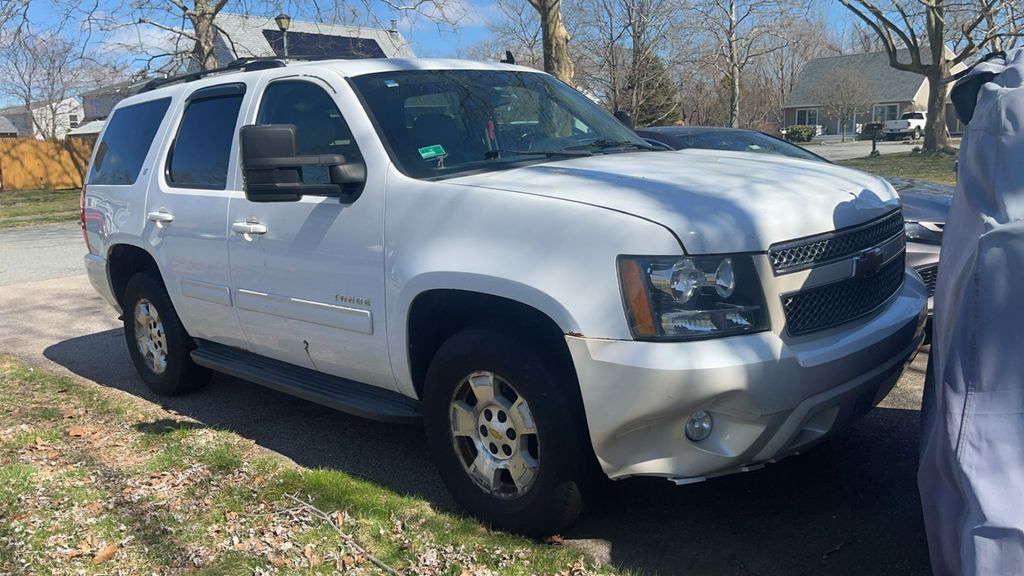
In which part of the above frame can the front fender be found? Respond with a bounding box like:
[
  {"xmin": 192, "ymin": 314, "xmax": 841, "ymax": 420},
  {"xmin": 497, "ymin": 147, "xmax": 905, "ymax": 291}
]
[{"xmin": 383, "ymin": 167, "xmax": 682, "ymax": 396}]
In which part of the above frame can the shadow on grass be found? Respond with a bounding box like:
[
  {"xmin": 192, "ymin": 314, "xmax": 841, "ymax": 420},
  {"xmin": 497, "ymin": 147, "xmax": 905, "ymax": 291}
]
[{"xmin": 44, "ymin": 329, "xmax": 932, "ymax": 576}]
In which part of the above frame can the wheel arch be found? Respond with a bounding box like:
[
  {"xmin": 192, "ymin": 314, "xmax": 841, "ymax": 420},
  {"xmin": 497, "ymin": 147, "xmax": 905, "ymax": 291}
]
[
  {"xmin": 106, "ymin": 243, "xmax": 162, "ymax": 306},
  {"xmin": 404, "ymin": 287, "xmax": 580, "ymax": 402}
]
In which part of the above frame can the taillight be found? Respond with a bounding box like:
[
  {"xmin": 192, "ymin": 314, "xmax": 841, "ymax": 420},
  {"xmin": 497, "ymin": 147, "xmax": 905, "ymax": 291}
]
[{"xmin": 80, "ymin": 184, "xmax": 92, "ymax": 252}]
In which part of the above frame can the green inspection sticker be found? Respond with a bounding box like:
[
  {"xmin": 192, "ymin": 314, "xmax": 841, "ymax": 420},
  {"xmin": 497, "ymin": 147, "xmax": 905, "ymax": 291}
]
[{"xmin": 418, "ymin": 144, "xmax": 447, "ymax": 160}]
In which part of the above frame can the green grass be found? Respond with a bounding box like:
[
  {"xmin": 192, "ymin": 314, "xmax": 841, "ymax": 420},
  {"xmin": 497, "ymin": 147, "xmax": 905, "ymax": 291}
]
[
  {"xmin": 0, "ymin": 188, "xmax": 80, "ymax": 229},
  {"xmin": 0, "ymin": 355, "xmax": 621, "ymax": 575},
  {"xmin": 839, "ymin": 150, "xmax": 958, "ymax": 185}
]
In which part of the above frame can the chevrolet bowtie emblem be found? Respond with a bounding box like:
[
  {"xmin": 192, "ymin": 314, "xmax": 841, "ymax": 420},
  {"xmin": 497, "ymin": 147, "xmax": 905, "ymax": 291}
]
[{"xmin": 854, "ymin": 246, "xmax": 884, "ymax": 279}]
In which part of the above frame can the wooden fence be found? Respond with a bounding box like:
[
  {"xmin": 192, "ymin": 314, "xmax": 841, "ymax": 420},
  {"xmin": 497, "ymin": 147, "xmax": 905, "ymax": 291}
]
[{"xmin": 0, "ymin": 137, "xmax": 96, "ymax": 191}]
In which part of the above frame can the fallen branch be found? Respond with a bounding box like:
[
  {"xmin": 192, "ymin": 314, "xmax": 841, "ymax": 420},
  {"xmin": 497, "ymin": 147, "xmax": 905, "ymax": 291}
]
[{"xmin": 283, "ymin": 493, "xmax": 400, "ymax": 576}]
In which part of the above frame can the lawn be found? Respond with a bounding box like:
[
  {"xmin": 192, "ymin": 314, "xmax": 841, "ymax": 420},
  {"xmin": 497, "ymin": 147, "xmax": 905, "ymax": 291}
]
[
  {"xmin": 0, "ymin": 188, "xmax": 80, "ymax": 229},
  {"xmin": 838, "ymin": 151, "xmax": 958, "ymax": 185},
  {"xmin": 0, "ymin": 355, "xmax": 619, "ymax": 575}
]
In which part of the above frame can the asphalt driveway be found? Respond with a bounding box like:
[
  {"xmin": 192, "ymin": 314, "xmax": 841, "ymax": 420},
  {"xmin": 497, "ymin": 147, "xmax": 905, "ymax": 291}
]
[
  {"xmin": 0, "ymin": 225, "xmax": 932, "ymax": 575},
  {"xmin": 805, "ymin": 140, "xmax": 920, "ymax": 162}
]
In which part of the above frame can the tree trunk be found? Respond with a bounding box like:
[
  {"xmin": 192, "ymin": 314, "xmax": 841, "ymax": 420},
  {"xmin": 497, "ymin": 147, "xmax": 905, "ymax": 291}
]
[
  {"xmin": 729, "ymin": 60, "xmax": 740, "ymax": 128},
  {"xmin": 532, "ymin": 0, "xmax": 574, "ymax": 83},
  {"xmin": 190, "ymin": 1, "xmax": 219, "ymax": 71},
  {"xmin": 922, "ymin": 64, "xmax": 951, "ymax": 152},
  {"xmin": 727, "ymin": 0, "xmax": 739, "ymax": 128}
]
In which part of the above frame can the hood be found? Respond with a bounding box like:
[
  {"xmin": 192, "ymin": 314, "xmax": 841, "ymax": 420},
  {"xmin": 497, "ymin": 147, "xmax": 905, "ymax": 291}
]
[
  {"xmin": 450, "ymin": 149, "xmax": 900, "ymax": 253},
  {"xmin": 886, "ymin": 177, "xmax": 953, "ymax": 223}
]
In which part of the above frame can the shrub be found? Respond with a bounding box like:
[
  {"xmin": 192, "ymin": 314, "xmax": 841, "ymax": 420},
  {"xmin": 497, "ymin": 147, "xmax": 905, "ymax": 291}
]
[{"xmin": 785, "ymin": 125, "xmax": 815, "ymax": 143}]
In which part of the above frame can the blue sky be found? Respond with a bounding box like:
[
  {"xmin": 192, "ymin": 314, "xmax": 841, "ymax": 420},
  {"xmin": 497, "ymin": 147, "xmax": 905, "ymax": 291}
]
[{"xmin": 18, "ymin": 0, "xmax": 857, "ymax": 61}]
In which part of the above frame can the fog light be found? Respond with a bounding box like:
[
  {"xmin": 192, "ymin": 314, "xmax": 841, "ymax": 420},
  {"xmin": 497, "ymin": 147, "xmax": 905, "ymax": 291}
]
[{"xmin": 685, "ymin": 411, "xmax": 713, "ymax": 441}]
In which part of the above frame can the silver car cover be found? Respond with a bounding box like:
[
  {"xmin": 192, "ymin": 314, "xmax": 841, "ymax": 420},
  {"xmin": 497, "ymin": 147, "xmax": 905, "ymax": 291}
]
[{"xmin": 919, "ymin": 48, "xmax": 1024, "ymax": 575}]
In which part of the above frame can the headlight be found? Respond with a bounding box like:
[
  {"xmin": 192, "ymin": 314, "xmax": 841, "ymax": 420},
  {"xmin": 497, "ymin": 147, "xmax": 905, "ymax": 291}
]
[
  {"xmin": 904, "ymin": 222, "xmax": 943, "ymax": 245},
  {"xmin": 618, "ymin": 255, "xmax": 769, "ymax": 340}
]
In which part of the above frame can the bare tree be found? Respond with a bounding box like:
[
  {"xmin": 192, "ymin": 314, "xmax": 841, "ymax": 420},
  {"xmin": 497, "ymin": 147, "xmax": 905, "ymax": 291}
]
[
  {"xmin": 815, "ymin": 67, "xmax": 875, "ymax": 141},
  {"xmin": 0, "ymin": 28, "xmax": 122, "ymax": 138},
  {"xmin": 526, "ymin": 0, "xmax": 574, "ymax": 81},
  {"xmin": 838, "ymin": 0, "xmax": 1024, "ymax": 152},
  {"xmin": 120, "ymin": 0, "xmax": 469, "ymax": 72},
  {"xmin": 686, "ymin": 0, "xmax": 806, "ymax": 128},
  {"xmin": 468, "ymin": 0, "xmax": 543, "ymax": 68}
]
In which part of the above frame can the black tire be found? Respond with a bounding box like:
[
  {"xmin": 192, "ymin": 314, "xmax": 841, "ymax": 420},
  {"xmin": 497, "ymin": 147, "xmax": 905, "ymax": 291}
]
[
  {"xmin": 122, "ymin": 272, "xmax": 210, "ymax": 396},
  {"xmin": 913, "ymin": 127, "xmax": 922, "ymax": 140},
  {"xmin": 423, "ymin": 327, "xmax": 590, "ymax": 536}
]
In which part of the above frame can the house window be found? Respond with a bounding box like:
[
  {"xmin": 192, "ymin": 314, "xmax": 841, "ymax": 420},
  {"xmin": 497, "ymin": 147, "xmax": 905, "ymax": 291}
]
[
  {"xmin": 796, "ymin": 108, "xmax": 818, "ymax": 126},
  {"xmin": 69, "ymin": 114, "xmax": 79, "ymax": 128},
  {"xmin": 873, "ymin": 104, "xmax": 900, "ymax": 122}
]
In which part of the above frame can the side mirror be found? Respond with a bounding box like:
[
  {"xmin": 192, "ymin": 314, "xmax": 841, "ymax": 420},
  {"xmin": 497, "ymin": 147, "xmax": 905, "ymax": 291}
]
[
  {"xmin": 613, "ymin": 110, "xmax": 634, "ymax": 129},
  {"xmin": 239, "ymin": 124, "xmax": 366, "ymax": 203}
]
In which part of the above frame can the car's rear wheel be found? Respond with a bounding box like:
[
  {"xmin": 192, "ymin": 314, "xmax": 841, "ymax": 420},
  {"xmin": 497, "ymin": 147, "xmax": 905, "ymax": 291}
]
[
  {"xmin": 122, "ymin": 273, "xmax": 210, "ymax": 396},
  {"xmin": 423, "ymin": 327, "xmax": 589, "ymax": 536}
]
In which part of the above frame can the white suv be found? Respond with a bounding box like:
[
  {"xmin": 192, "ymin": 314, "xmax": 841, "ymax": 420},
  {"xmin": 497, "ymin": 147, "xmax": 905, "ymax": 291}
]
[{"xmin": 82, "ymin": 58, "xmax": 927, "ymax": 535}]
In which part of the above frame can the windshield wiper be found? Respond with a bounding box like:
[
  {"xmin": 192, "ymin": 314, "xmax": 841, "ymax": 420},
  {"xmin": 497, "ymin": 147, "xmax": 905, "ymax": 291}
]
[
  {"xmin": 483, "ymin": 148, "xmax": 594, "ymax": 160},
  {"xmin": 560, "ymin": 139, "xmax": 659, "ymax": 152}
]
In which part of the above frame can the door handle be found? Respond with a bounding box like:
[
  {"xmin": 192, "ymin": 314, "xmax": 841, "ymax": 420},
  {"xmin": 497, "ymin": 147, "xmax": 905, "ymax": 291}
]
[
  {"xmin": 231, "ymin": 221, "xmax": 268, "ymax": 236},
  {"xmin": 147, "ymin": 210, "xmax": 174, "ymax": 224}
]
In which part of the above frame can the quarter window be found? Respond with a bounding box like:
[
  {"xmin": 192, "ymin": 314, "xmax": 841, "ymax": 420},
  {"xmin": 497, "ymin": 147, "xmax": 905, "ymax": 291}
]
[
  {"xmin": 256, "ymin": 81, "xmax": 362, "ymax": 184},
  {"xmin": 167, "ymin": 90, "xmax": 244, "ymax": 189},
  {"xmin": 88, "ymin": 98, "xmax": 170, "ymax": 186}
]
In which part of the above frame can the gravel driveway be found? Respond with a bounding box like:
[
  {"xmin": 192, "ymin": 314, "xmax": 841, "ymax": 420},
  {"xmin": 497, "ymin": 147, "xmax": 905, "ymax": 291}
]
[{"xmin": 0, "ymin": 225, "xmax": 932, "ymax": 575}]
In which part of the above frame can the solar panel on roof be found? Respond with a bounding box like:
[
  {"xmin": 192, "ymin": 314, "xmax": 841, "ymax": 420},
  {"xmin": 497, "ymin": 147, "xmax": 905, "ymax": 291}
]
[{"xmin": 261, "ymin": 30, "xmax": 386, "ymax": 59}]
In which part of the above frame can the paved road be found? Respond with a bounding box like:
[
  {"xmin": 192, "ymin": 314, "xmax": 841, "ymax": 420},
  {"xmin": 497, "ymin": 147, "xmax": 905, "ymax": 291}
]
[
  {"xmin": 0, "ymin": 226, "xmax": 932, "ymax": 575},
  {"xmin": 0, "ymin": 223, "xmax": 84, "ymax": 286},
  {"xmin": 804, "ymin": 140, "xmax": 921, "ymax": 162}
]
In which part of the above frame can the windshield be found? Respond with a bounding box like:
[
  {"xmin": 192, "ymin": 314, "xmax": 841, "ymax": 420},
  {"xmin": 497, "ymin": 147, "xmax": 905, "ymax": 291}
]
[
  {"xmin": 901, "ymin": 112, "xmax": 924, "ymax": 120},
  {"xmin": 674, "ymin": 131, "xmax": 825, "ymax": 162},
  {"xmin": 349, "ymin": 69, "xmax": 651, "ymax": 179}
]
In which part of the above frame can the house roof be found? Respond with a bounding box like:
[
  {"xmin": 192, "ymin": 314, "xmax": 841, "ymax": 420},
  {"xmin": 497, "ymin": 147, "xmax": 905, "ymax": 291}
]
[
  {"xmin": 0, "ymin": 97, "xmax": 80, "ymax": 115},
  {"xmin": 68, "ymin": 119, "xmax": 104, "ymax": 135},
  {"xmin": 80, "ymin": 78, "xmax": 151, "ymax": 98},
  {"xmin": 211, "ymin": 12, "xmax": 415, "ymax": 65},
  {"xmin": 0, "ymin": 116, "xmax": 16, "ymax": 134},
  {"xmin": 785, "ymin": 47, "xmax": 952, "ymax": 108}
]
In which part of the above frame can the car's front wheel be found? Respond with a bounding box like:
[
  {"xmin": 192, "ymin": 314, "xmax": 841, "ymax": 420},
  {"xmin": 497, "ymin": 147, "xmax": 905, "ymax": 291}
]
[{"xmin": 423, "ymin": 328, "xmax": 590, "ymax": 536}]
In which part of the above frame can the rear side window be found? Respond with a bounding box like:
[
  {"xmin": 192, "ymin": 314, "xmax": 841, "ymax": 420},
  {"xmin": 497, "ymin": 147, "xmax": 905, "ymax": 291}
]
[
  {"xmin": 88, "ymin": 98, "xmax": 170, "ymax": 185},
  {"xmin": 167, "ymin": 90, "xmax": 244, "ymax": 189}
]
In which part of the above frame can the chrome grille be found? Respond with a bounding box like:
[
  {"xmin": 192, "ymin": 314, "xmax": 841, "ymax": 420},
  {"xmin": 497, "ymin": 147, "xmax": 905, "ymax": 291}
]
[
  {"xmin": 783, "ymin": 252, "xmax": 906, "ymax": 336},
  {"xmin": 769, "ymin": 211, "xmax": 904, "ymax": 274},
  {"xmin": 916, "ymin": 264, "xmax": 938, "ymax": 298}
]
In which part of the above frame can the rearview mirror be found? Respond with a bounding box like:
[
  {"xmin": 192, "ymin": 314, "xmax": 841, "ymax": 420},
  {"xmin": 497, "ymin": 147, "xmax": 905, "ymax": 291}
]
[
  {"xmin": 239, "ymin": 124, "xmax": 365, "ymax": 203},
  {"xmin": 613, "ymin": 110, "xmax": 635, "ymax": 129}
]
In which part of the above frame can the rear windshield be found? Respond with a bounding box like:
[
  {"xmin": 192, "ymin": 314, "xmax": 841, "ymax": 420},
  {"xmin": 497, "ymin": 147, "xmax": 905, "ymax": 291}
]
[
  {"xmin": 88, "ymin": 98, "xmax": 171, "ymax": 185},
  {"xmin": 901, "ymin": 112, "xmax": 924, "ymax": 120},
  {"xmin": 672, "ymin": 131, "xmax": 825, "ymax": 162},
  {"xmin": 349, "ymin": 69, "xmax": 648, "ymax": 179}
]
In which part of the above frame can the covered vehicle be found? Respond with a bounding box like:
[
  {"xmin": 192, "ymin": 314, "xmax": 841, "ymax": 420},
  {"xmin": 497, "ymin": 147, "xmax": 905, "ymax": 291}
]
[
  {"xmin": 636, "ymin": 125, "xmax": 950, "ymax": 312},
  {"xmin": 919, "ymin": 48, "xmax": 1024, "ymax": 575}
]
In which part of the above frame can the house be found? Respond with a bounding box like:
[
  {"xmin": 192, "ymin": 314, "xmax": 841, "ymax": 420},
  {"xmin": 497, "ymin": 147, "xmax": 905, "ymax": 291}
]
[
  {"xmin": 80, "ymin": 78, "xmax": 151, "ymax": 122},
  {"xmin": 209, "ymin": 12, "xmax": 415, "ymax": 68},
  {"xmin": 783, "ymin": 47, "xmax": 966, "ymax": 137},
  {"xmin": 0, "ymin": 117, "xmax": 16, "ymax": 138},
  {"xmin": 0, "ymin": 97, "xmax": 84, "ymax": 140}
]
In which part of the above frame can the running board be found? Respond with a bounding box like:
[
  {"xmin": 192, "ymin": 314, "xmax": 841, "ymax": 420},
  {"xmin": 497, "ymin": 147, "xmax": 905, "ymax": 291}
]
[{"xmin": 190, "ymin": 341, "xmax": 420, "ymax": 424}]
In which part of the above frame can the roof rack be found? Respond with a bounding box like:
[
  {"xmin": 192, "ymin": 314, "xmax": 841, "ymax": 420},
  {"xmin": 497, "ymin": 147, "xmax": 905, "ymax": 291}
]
[{"xmin": 139, "ymin": 55, "xmax": 349, "ymax": 93}]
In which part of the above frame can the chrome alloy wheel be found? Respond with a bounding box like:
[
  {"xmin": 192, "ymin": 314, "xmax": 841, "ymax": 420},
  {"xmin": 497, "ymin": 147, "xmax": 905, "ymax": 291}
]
[
  {"xmin": 134, "ymin": 298, "xmax": 168, "ymax": 375},
  {"xmin": 449, "ymin": 371, "xmax": 540, "ymax": 498}
]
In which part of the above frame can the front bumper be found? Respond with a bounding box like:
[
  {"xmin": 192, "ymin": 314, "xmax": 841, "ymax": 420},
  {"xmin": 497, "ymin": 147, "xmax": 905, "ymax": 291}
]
[
  {"xmin": 567, "ymin": 269, "xmax": 927, "ymax": 482},
  {"xmin": 84, "ymin": 253, "xmax": 121, "ymax": 313}
]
